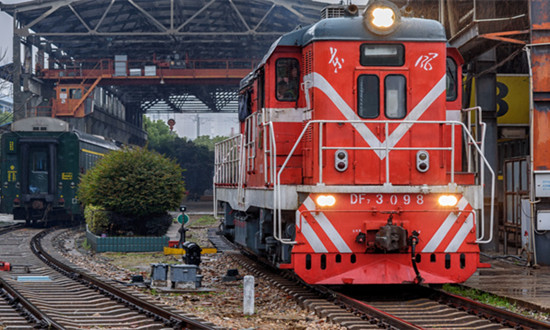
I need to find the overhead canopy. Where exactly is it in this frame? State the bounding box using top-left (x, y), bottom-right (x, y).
top-left (1, 0), bottom-right (325, 61)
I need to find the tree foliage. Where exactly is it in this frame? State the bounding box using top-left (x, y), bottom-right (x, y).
top-left (152, 137), bottom-right (214, 196)
top-left (143, 117), bottom-right (176, 150)
top-left (79, 147), bottom-right (185, 236)
top-left (194, 135), bottom-right (227, 152)
top-left (143, 117), bottom-right (224, 196)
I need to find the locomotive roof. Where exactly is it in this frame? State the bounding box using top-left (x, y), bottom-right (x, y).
top-left (301, 16), bottom-right (446, 44)
top-left (241, 15), bottom-right (446, 89)
top-left (12, 117), bottom-right (70, 132)
top-left (11, 116), bottom-right (118, 150)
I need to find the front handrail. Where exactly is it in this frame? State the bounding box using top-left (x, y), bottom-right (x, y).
top-left (270, 119), bottom-right (494, 245)
top-left (213, 134), bottom-right (245, 218)
top-left (213, 134), bottom-right (244, 186)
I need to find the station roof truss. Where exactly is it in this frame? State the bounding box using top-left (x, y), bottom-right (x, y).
top-left (1, 0), bottom-right (325, 113)
top-left (1, 0), bottom-right (324, 60)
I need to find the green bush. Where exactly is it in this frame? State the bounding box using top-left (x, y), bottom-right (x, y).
top-left (84, 204), bottom-right (110, 235)
top-left (79, 147), bottom-right (185, 236)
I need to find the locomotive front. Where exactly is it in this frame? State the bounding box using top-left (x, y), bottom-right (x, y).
top-left (215, 0), bottom-right (493, 285)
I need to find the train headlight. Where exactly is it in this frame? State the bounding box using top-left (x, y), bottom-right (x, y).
top-left (316, 195), bottom-right (336, 207)
top-left (372, 7), bottom-right (394, 28)
top-left (416, 150), bottom-right (430, 173)
top-left (363, 0), bottom-right (401, 35)
top-left (334, 149), bottom-right (348, 172)
top-left (438, 195), bottom-right (458, 207)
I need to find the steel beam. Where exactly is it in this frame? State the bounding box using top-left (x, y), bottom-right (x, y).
top-left (530, 0), bottom-right (550, 172)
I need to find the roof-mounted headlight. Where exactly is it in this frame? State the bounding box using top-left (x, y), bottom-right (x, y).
top-left (363, 0), bottom-right (401, 35)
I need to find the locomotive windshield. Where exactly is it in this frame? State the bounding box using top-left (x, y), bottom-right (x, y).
top-left (357, 75), bottom-right (379, 118)
top-left (357, 74), bottom-right (406, 119)
top-left (385, 75), bottom-right (406, 118)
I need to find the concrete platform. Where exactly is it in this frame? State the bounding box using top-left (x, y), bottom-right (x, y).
top-left (463, 253), bottom-right (550, 312)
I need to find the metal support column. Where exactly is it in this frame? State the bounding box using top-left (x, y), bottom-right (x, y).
top-left (529, 0), bottom-right (550, 265)
top-left (12, 17), bottom-right (23, 121)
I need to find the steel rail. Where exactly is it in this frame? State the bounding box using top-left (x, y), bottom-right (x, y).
top-left (214, 230), bottom-right (550, 329)
top-left (30, 229), bottom-right (217, 330)
top-left (0, 223), bottom-right (63, 329)
top-left (0, 223), bottom-right (24, 235)
top-left (0, 277), bottom-right (63, 329)
top-left (426, 286), bottom-right (550, 329)
top-left (332, 292), bottom-right (422, 330)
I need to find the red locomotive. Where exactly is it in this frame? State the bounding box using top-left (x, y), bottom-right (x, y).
top-left (214, 0), bottom-right (494, 284)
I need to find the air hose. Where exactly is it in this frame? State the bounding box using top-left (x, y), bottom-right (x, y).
top-left (410, 231), bottom-right (423, 284)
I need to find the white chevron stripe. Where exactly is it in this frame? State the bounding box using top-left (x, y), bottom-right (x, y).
top-left (298, 212), bottom-right (328, 253)
top-left (302, 72), bottom-right (446, 159)
top-left (445, 213), bottom-right (474, 253)
top-left (304, 72), bottom-right (382, 156)
top-left (303, 198), bottom-right (352, 253)
top-left (422, 197), bottom-right (468, 253)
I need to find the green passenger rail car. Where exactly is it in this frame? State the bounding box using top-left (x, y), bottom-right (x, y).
top-left (0, 117), bottom-right (118, 225)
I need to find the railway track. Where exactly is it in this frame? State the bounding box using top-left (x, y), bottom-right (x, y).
top-left (212, 234), bottom-right (550, 330)
top-left (0, 227), bottom-right (221, 329)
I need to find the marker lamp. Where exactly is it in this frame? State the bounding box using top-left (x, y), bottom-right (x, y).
top-left (438, 195), bottom-right (458, 207)
top-left (316, 195), bottom-right (336, 207)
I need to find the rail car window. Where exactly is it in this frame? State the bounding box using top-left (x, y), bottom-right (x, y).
top-left (276, 58), bottom-right (299, 102)
top-left (360, 44), bottom-right (404, 66)
top-left (446, 57), bottom-right (458, 101)
top-left (32, 151), bottom-right (47, 171)
top-left (385, 75), bottom-right (406, 119)
top-left (357, 74), bottom-right (380, 118)
top-left (29, 149), bottom-right (48, 194)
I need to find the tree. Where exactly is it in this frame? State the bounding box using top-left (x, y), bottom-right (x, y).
top-left (152, 136), bottom-right (214, 197)
top-left (0, 47), bottom-right (14, 126)
top-left (79, 147), bottom-right (185, 236)
top-left (143, 117), bottom-right (225, 197)
top-left (194, 135), bottom-right (228, 152)
top-left (143, 116), bottom-right (176, 150)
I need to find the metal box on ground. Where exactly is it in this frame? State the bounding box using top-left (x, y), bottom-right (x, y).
top-left (151, 263), bottom-right (168, 288)
top-left (170, 264), bottom-right (203, 289)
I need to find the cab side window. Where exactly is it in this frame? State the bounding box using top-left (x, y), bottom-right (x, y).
top-left (276, 58), bottom-right (299, 102)
top-left (446, 57), bottom-right (458, 101)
